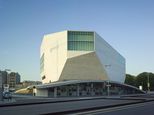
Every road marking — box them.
[74,101,154,115]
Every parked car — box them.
[3,92,12,99]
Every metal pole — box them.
[54,87,57,98]
[104,65,111,97]
[106,81,110,96]
[0,72,3,101]
[147,73,150,92]
[107,81,109,96]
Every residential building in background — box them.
[0,70,42,92]
[7,72,21,90]
[0,70,8,85]
[0,70,10,99]
[0,71,8,95]
[22,80,42,87]
[15,81,42,90]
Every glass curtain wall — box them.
[68,31,94,51]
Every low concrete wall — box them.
[36,89,48,97]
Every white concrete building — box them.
[35,30,145,97]
[40,30,125,84]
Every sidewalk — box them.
[0,99,16,104]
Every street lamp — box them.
[0,72,3,101]
[106,81,111,96]
[105,64,111,96]
[147,72,150,92]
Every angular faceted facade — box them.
[40,30,125,84]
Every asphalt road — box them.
[75,101,154,115]
[0,98,141,115]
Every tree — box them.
[125,72,154,91]
[136,72,154,91]
[125,74,136,86]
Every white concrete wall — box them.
[95,32,125,83]
[41,31,67,83]
[59,52,108,81]
[67,51,93,59]
[36,89,48,97]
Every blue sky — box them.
[0,0,154,81]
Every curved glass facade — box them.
[43,81,145,97]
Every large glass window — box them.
[68,31,94,51]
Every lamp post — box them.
[106,81,111,96]
[105,64,111,96]
[0,72,3,101]
[147,72,150,92]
